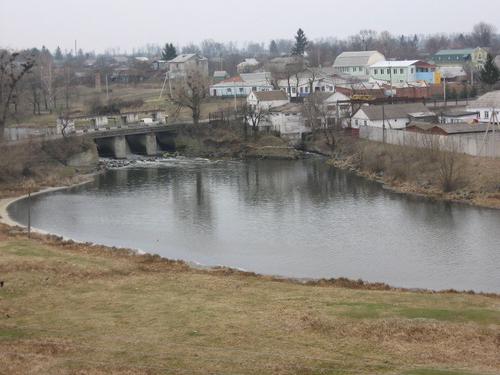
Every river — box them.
[8,157,500,293]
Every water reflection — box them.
[8,157,500,292]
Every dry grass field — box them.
[0,225,498,374]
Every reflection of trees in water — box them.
[237,159,382,208]
[168,168,214,232]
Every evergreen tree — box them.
[54,46,63,60]
[269,40,278,56]
[161,43,177,61]
[291,28,308,56]
[480,53,500,85]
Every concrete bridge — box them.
[83,121,207,159]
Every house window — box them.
[374,69,378,74]
[300,87,304,93]
[393,69,397,74]
[400,69,404,74]
[292,87,296,93]
[485,111,489,119]
[239,88,244,93]
[364,120,367,126]
[355,119,359,126]
[410,68,414,73]
[305,87,309,93]
[252,87,257,91]
[321,86,325,91]
[387,69,390,74]
[227,88,232,93]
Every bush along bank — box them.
[0,136,99,199]
[317,132,500,209]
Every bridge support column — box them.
[95,136,129,159]
[112,136,129,159]
[126,133,159,156]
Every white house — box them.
[237,58,260,73]
[369,60,438,84]
[278,72,335,98]
[210,72,273,97]
[167,54,209,79]
[439,110,479,124]
[351,103,436,129]
[333,51,386,77]
[467,91,500,123]
[269,103,309,140]
[247,90,289,110]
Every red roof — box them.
[415,60,436,68]
[220,76,243,83]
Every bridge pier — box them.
[126,133,159,156]
[95,136,130,159]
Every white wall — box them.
[351,110,409,129]
[359,126,500,158]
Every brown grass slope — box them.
[0,225,499,374]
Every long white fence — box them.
[359,126,500,158]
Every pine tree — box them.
[54,46,63,60]
[161,43,177,61]
[480,53,500,85]
[269,40,278,56]
[291,28,308,56]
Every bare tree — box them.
[241,103,270,137]
[0,50,35,140]
[303,93,335,150]
[472,22,496,47]
[169,71,209,124]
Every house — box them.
[406,122,491,135]
[369,60,439,84]
[351,103,436,129]
[151,60,168,71]
[467,91,500,123]
[167,54,209,79]
[333,51,386,77]
[438,66,468,82]
[433,48,488,69]
[237,58,260,73]
[209,72,273,97]
[277,70,335,98]
[268,103,309,140]
[439,110,479,124]
[247,90,289,110]
[213,70,229,82]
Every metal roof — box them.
[434,48,476,56]
[356,103,435,121]
[469,91,500,108]
[407,122,490,134]
[334,51,384,67]
[370,60,419,68]
[168,54,207,63]
[253,90,288,101]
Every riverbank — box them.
[0,223,499,375]
[316,134,500,210]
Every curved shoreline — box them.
[1,165,499,297]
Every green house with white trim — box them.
[433,47,488,69]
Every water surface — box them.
[9,158,500,292]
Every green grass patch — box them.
[327,302,500,325]
[397,307,500,325]
[0,327,28,340]
[0,241,59,258]
[403,369,485,375]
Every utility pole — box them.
[382,102,386,143]
[105,74,109,100]
[27,188,31,238]
[443,76,447,105]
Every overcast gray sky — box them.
[1,0,498,53]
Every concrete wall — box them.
[359,126,500,158]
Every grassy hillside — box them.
[0,225,498,374]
